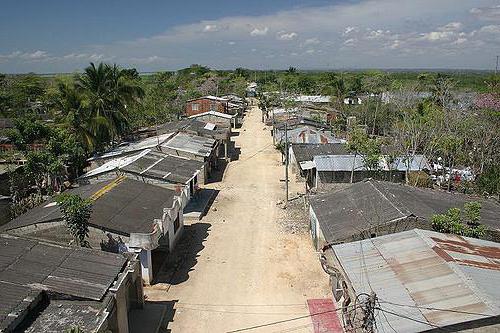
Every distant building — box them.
[324,229,500,332]
[343,96,362,105]
[0,234,143,333]
[309,180,500,250]
[246,82,257,97]
[293,95,331,104]
[186,96,229,116]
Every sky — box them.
[0,0,499,73]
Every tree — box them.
[76,62,144,148]
[53,80,97,151]
[56,193,92,247]
[347,128,381,183]
[431,202,486,239]
[363,72,390,135]
[431,74,455,108]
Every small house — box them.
[160,132,219,178]
[186,96,229,116]
[1,177,186,285]
[0,234,144,333]
[324,229,500,332]
[309,180,500,250]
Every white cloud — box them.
[344,26,358,35]
[478,25,500,34]
[250,27,268,36]
[203,24,219,32]
[470,5,500,21]
[343,38,357,46]
[129,55,165,64]
[304,37,320,45]
[277,31,298,40]
[420,31,455,42]
[438,22,463,32]
[2,0,500,72]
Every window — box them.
[192,103,199,111]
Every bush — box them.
[431,202,486,239]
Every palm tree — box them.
[76,62,144,148]
[54,81,97,151]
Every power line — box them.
[226,304,362,333]
[376,307,452,332]
[378,299,493,318]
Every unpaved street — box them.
[146,104,330,332]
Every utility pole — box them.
[362,292,377,333]
[285,122,289,202]
[496,55,499,75]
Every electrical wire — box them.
[376,307,452,332]
[225,304,363,333]
[376,299,398,333]
[378,299,493,318]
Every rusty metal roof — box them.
[333,229,500,332]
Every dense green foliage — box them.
[431,202,486,238]
[56,193,92,247]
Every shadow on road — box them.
[207,159,229,183]
[153,222,211,286]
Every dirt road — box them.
[146,104,330,332]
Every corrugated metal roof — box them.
[314,154,388,172]
[122,150,203,184]
[391,155,431,171]
[293,95,331,103]
[188,111,236,120]
[81,149,149,179]
[161,132,216,157]
[333,229,500,331]
[88,133,174,161]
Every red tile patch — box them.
[307,298,343,333]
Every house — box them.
[186,96,229,116]
[246,82,257,97]
[188,110,237,128]
[289,143,348,177]
[293,95,331,104]
[183,119,233,160]
[273,118,339,145]
[309,180,500,250]
[343,96,362,105]
[222,94,247,116]
[80,149,205,193]
[312,154,430,188]
[275,126,338,145]
[0,234,143,333]
[160,132,219,178]
[324,229,500,332]
[88,132,175,167]
[1,176,186,285]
